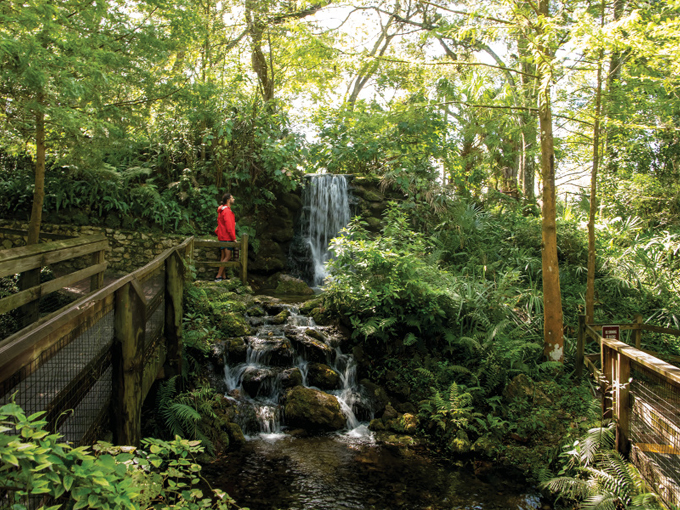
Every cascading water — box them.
[290,174,351,287]
[223,301,371,438]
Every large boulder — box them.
[279,367,303,388]
[283,386,346,432]
[242,367,278,398]
[284,327,334,363]
[223,337,247,364]
[275,274,314,296]
[307,363,341,390]
[244,337,294,366]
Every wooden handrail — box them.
[192,235,248,284]
[0,237,193,389]
[0,234,108,278]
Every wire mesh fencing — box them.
[629,361,680,508]
[0,303,114,446]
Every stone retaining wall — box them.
[0,220,184,275]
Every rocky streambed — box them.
[201,294,548,510]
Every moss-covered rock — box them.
[283,386,346,432]
[285,328,333,363]
[225,422,246,447]
[449,429,471,454]
[307,363,341,390]
[275,274,314,296]
[218,311,251,337]
[300,297,323,315]
[246,305,266,317]
[223,337,247,364]
[280,367,303,388]
[268,309,291,325]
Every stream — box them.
[206,300,548,510]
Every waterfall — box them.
[224,303,371,438]
[291,174,351,287]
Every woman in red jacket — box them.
[215,193,236,281]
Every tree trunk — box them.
[28,100,45,245]
[537,0,564,362]
[21,97,46,326]
[586,5,606,325]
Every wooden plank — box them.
[90,250,105,291]
[634,314,643,349]
[602,337,680,386]
[0,235,108,276]
[193,239,240,248]
[0,234,106,262]
[165,251,183,377]
[240,234,248,285]
[616,352,631,455]
[113,280,146,447]
[602,344,614,420]
[193,261,242,268]
[0,263,107,315]
[641,324,680,337]
[634,443,680,455]
[0,295,115,390]
[587,323,638,332]
[0,239,109,277]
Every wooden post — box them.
[19,268,41,327]
[576,314,586,377]
[240,234,248,285]
[602,342,613,420]
[616,351,631,455]
[165,251,184,377]
[90,249,105,291]
[634,313,642,349]
[112,279,146,447]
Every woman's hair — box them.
[221,193,232,205]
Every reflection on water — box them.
[203,433,546,510]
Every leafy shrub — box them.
[0,401,243,510]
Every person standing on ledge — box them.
[215,193,236,282]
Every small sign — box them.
[602,325,620,340]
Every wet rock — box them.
[369,418,386,431]
[304,328,326,343]
[360,379,390,415]
[262,301,286,315]
[223,337,247,364]
[395,402,417,415]
[280,367,303,388]
[300,297,323,315]
[219,312,251,337]
[246,306,266,317]
[276,274,314,296]
[226,422,247,447]
[242,367,278,398]
[283,386,346,431]
[382,404,399,421]
[307,363,341,390]
[285,328,333,363]
[245,337,294,366]
[268,309,290,325]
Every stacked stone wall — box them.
[0,220,183,275]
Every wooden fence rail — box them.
[0,235,108,326]
[577,315,680,508]
[192,235,248,284]
[0,236,193,447]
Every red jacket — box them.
[216,205,235,241]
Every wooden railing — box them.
[577,315,680,507]
[192,235,249,284]
[0,235,108,329]
[0,236,193,447]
